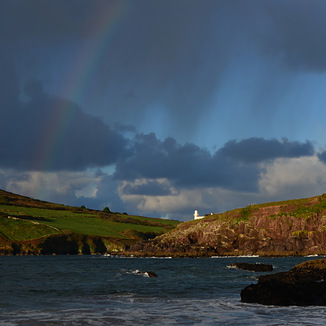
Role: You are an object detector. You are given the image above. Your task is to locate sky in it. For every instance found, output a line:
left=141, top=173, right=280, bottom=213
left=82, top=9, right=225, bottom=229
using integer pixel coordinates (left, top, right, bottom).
left=2, top=0, right=326, bottom=221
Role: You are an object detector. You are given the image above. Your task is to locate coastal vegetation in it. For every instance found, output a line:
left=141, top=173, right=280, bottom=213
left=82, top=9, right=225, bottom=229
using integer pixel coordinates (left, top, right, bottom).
left=124, top=193, right=326, bottom=257
left=0, top=189, right=179, bottom=255
left=3, top=188, right=326, bottom=257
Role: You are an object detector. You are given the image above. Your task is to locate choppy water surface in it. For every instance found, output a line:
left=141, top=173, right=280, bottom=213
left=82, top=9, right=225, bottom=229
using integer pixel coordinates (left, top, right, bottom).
left=1, top=255, right=326, bottom=325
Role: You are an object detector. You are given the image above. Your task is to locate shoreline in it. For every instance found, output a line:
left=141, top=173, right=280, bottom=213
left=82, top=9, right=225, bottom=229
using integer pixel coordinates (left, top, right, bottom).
left=1, top=251, right=325, bottom=258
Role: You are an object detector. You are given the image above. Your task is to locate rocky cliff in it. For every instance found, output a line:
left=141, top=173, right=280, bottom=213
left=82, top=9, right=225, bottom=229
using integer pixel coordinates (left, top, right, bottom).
left=125, top=194, right=326, bottom=257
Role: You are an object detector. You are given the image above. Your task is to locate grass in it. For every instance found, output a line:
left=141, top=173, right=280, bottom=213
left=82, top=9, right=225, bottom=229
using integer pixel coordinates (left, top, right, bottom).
left=201, top=194, right=326, bottom=224
left=0, top=201, right=179, bottom=242
left=0, top=216, right=60, bottom=241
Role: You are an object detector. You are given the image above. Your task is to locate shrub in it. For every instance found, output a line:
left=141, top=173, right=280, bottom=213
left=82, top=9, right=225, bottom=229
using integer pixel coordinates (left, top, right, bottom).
left=103, top=206, right=111, bottom=213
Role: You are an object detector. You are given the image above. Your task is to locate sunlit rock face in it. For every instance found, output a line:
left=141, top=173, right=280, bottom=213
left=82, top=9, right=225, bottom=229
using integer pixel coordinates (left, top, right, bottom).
left=125, top=195, right=326, bottom=257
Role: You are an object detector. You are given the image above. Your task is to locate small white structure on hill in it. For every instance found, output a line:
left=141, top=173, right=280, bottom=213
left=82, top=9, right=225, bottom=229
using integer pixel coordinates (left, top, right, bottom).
left=194, top=210, right=214, bottom=220
left=194, top=210, right=204, bottom=220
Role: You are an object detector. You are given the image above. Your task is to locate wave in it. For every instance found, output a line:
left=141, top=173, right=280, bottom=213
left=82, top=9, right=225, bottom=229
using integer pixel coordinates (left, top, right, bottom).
left=211, top=255, right=260, bottom=258
left=143, top=256, right=173, bottom=259
left=226, top=265, right=237, bottom=269
left=123, top=269, right=157, bottom=278
left=305, top=254, right=326, bottom=257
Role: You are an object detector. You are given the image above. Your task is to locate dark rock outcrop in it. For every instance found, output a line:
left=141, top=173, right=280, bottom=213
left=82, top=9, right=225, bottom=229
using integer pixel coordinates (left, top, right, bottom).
left=40, top=235, right=80, bottom=255
left=231, top=262, right=273, bottom=272
left=241, top=258, right=326, bottom=306
left=0, top=234, right=111, bottom=255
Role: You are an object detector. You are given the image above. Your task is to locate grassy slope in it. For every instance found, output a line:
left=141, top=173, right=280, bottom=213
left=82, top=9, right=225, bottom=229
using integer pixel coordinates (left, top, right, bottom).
left=124, top=193, right=326, bottom=257
left=0, top=190, right=179, bottom=248
left=187, top=194, right=326, bottom=225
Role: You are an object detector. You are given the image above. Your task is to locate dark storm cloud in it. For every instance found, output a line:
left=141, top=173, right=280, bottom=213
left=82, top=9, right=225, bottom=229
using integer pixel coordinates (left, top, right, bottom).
left=91, top=0, right=326, bottom=147
left=114, top=133, right=214, bottom=185
left=0, top=1, right=221, bottom=139
left=115, top=134, right=314, bottom=193
left=2, top=0, right=326, bottom=144
left=0, top=0, right=109, bottom=43
left=263, top=0, right=326, bottom=71
left=0, top=77, right=128, bottom=171
left=218, top=138, right=314, bottom=163
left=93, top=0, right=227, bottom=132
left=0, top=1, right=323, bottom=180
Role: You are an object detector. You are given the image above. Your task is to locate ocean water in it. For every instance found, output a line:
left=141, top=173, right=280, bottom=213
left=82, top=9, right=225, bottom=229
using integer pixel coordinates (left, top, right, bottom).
left=1, top=255, right=326, bottom=325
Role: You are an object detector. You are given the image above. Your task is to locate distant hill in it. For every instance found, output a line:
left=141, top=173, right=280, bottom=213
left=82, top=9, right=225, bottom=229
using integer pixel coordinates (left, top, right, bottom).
left=125, top=194, right=326, bottom=257
left=0, top=189, right=179, bottom=255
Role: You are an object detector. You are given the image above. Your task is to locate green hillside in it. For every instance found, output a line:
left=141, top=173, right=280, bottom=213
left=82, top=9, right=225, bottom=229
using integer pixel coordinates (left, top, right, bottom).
left=0, top=189, right=179, bottom=255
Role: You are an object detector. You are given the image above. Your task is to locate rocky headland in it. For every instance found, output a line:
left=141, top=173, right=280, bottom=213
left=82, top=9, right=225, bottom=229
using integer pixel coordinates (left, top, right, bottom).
left=3, top=189, right=326, bottom=257
left=241, top=258, right=326, bottom=306
left=124, top=194, right=326, bottom=257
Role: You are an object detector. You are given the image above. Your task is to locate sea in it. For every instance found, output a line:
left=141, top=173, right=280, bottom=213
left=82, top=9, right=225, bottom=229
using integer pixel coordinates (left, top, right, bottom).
left=1, top=255, right=326, bottom=326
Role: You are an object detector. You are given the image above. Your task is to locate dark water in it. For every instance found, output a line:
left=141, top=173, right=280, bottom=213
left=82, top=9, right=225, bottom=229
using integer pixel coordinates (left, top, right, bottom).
left=1, top=255, right=326, bottom=325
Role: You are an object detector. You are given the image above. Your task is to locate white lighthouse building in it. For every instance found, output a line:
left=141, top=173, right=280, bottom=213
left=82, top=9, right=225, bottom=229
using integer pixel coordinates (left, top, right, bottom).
left=194, top=210, right=204, bottom=220
left=194, top=210, right=214, bottom=220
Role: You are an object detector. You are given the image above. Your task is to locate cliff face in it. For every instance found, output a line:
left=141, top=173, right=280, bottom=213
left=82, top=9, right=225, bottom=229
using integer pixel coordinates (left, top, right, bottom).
left=126, top=195, right=326, bottom=257
left=0, top=233, right=112, bottom=256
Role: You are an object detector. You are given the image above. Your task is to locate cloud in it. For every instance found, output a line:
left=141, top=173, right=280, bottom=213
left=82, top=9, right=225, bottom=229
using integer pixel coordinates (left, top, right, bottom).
left=114, top=134, right=315, bottom=193
left=6, top=153, right=323, bottom=221
left=0, top=1, right=264, bottom=142
left=2, top=168, right=102, bottom=205
left=117, top=155, right=326, bottom=220
left=118, top=181, right=206, bottom=219
left=2, top=0, right=326, bottom=220
left=0, top=78, right=128, bottom=171
left=318, top=151, right=326, bottom=164
left=0, top=57, right=19, bottom=108
left=263, top=0, right=326, bottom=71
left=218, top=138, right=314, bottom=163
left=69, top=174, right=127, bottom=212
left=121, top=178, right=172, bottom=196
left=259, top=156, right=326, bottom=199
left=0, top=0, right=114, bottom=44
left=114, top=134, right=214, bottom=184
left=2, top=0, right=325, bottom=148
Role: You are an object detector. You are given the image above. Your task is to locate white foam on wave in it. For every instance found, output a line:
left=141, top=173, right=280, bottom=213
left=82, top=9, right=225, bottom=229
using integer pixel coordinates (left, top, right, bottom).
left=124, top=269, right=152, bottom=277
left=211, top=255, right=259, bottom=258
left=305, top=254, right=325, bottom=257
left=144, top=256, right=172, bottom=259
left=226, top=265, right=237, bottom=269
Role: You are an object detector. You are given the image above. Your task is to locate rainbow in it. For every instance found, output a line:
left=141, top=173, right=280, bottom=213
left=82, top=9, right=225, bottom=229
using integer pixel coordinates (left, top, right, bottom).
left=33, top=2, right=129, bottom=172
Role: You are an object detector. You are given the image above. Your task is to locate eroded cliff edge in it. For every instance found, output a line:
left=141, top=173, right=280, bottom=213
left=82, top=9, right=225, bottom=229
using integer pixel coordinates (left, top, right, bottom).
left=124, top=194, right=326, bottom=257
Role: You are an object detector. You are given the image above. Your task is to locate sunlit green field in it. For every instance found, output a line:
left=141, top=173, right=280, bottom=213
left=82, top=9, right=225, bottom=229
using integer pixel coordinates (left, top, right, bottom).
left=0, top=204, right=179, bottom=242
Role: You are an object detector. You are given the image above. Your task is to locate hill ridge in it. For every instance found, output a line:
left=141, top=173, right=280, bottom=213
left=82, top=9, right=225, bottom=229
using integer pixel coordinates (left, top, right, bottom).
left=0, top=189, right=179, bottom=255
left=125, top=193, right=326, bottom=257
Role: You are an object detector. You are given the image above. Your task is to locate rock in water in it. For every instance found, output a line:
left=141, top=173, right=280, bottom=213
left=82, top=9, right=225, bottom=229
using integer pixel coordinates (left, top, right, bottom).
left=241, top=258, right=326, bottom=306
left=146, top=271, right=158, bottom=277
left=231, top=262, right=273, bottom=272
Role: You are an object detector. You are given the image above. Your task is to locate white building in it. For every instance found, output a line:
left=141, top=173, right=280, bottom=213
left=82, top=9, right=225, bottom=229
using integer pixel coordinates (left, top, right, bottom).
left=194, top=210, right=204, bottom=220
left=194, top=210, right=214, bottom=220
